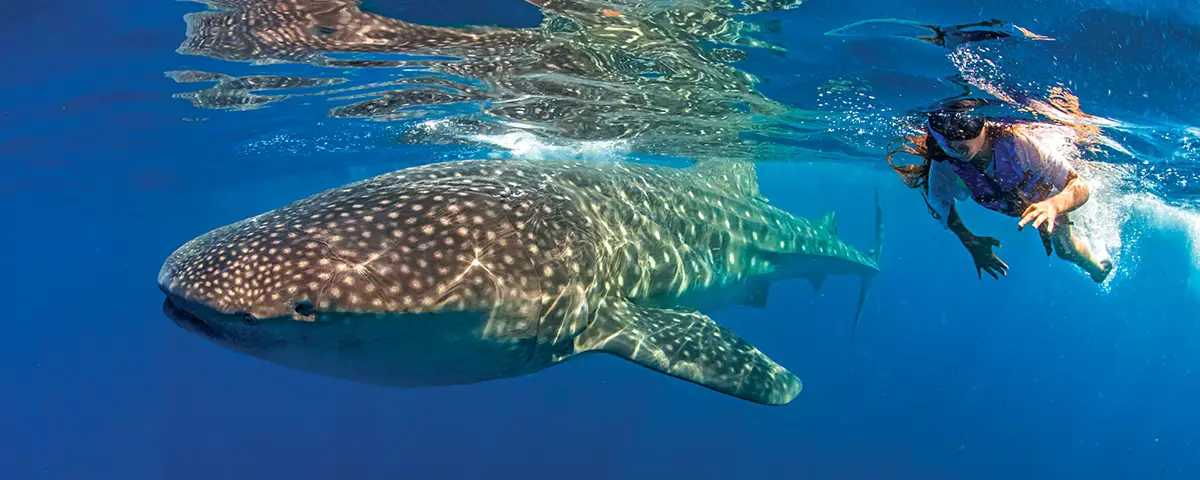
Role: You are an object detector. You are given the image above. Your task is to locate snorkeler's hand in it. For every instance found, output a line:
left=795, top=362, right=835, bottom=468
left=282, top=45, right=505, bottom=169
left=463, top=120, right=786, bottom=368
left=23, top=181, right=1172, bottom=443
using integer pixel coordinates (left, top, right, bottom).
left=1018, top=200, right=1060, bottom=233
left=964, top=235, right=1008, bottom=280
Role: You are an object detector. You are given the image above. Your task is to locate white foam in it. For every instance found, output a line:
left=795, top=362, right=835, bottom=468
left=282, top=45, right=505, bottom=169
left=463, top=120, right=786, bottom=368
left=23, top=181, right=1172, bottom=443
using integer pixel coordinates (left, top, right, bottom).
left=1126, top=193, right=1200, bottom=300
left=1067, top=172, right=1200, bottom=297
left=465, top=130, right=633, bottom=162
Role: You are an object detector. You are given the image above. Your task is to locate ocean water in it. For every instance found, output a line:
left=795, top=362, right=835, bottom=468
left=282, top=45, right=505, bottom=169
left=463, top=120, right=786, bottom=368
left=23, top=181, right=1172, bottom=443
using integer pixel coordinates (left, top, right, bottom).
left=3, top=0, right=1200, bottom=479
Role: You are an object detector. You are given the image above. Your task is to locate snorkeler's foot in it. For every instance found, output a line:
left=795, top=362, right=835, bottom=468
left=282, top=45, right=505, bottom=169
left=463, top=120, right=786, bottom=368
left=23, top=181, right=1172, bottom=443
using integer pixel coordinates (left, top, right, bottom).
left=1090, top=259, right=1114, bottom=283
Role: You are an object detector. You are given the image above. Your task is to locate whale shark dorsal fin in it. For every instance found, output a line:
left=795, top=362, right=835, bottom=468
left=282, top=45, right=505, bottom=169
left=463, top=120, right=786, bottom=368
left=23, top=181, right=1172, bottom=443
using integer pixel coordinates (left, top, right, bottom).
left=575, top=301, right=801, bottom=405
left=819, top=211, right=838, bottom=235
left=689, top=160, right=760, bottom=197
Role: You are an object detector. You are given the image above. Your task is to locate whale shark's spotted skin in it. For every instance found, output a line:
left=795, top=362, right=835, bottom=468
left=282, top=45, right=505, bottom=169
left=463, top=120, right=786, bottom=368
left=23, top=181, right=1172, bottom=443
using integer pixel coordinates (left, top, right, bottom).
left=159, top=159, right=880, bottom=405
left=180, top=0, right=541, bottom=62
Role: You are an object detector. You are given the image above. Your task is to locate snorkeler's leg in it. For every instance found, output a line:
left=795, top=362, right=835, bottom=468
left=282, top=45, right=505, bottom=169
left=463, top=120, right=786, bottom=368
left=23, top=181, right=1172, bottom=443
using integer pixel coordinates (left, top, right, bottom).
left=1049, top=215, right=1113, bottom=283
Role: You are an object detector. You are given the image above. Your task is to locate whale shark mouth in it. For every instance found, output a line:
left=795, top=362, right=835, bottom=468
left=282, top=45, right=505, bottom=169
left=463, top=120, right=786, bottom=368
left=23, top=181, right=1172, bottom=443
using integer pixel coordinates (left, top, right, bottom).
left=162, top=296, right=220, bottom=341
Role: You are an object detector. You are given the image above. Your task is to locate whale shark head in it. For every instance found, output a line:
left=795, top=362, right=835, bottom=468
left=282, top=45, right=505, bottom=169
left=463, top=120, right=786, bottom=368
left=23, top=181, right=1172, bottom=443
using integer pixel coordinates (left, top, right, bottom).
left=158, top=166, right=511, bottom=323
left=157, top=217, right=323, bottom=359
left=156, top=161, right=581, bottom=385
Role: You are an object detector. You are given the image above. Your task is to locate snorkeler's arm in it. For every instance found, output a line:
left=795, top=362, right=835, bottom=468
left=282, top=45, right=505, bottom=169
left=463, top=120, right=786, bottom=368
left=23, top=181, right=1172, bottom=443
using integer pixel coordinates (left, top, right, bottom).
left=946, top=204, right=982, bottom=247
left=928, top=163, right=978, bottom=245
left=1045, top=171, right=1091, bottom=213
left=1013, top=130, right=1092, bottom=224
left=947, top=203, right=1009, bottom=278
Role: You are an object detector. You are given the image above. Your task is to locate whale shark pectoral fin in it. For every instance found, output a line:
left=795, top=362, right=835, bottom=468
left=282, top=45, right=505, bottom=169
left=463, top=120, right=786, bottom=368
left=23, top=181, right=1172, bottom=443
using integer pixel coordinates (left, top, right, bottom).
left=575, top=302, right=801, bottom=405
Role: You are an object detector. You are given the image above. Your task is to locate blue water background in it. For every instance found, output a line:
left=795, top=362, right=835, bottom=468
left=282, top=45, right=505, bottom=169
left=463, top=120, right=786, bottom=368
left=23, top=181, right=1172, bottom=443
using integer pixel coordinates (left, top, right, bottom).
left=3, top=0, right=1200, bottom=478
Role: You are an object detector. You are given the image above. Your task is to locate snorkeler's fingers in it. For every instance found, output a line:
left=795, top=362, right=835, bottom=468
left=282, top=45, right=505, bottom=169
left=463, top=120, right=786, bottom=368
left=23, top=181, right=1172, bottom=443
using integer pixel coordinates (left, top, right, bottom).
left=1032, top=212, right=1048, bottom=230
left=1018, top=209, right=1037, bottom=229
left=984, top=260, right=1003, bottom=279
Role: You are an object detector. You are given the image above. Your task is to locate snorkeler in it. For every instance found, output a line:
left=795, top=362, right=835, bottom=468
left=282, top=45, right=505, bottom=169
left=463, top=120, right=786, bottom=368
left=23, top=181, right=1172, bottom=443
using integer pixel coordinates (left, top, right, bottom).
left=887, top=101, right=1114, bottom=283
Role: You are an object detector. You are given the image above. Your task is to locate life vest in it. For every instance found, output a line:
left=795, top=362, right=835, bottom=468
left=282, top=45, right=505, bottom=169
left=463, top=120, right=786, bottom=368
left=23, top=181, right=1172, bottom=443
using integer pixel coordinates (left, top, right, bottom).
left=949, top=156, right=1029, bottom=217
left=931, top=131, right=1058, bottom=218
left=942, top=149, right=1062, bottom=254
left=916, top=128, right=1067, bottom=254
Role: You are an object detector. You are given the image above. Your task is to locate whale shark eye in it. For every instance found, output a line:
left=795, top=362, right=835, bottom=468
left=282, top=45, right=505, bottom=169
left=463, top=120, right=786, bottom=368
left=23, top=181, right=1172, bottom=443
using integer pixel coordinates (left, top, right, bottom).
left=311, top=25, right=336, bottom=37
left=294, top=301, right=315, bottom=316
left=241, top=313, right=258, bottom=325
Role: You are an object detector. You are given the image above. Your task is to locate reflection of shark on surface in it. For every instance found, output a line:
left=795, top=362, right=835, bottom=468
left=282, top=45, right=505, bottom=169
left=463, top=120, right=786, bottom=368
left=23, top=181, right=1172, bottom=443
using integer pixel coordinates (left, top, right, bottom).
left=165, top=70, right=348, bottom=110
left=179, top=0, right=794, bottom=62
left=178, top=0, right=541, bottom=61
left=158, top=158, right=882, bottom=405
left=171, top=0, right=805, bottom=158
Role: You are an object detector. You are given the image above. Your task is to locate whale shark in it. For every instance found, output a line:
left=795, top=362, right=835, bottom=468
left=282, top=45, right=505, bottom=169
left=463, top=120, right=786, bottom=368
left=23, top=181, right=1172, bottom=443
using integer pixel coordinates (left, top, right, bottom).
left=158, top=158, right=881, bottom=405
